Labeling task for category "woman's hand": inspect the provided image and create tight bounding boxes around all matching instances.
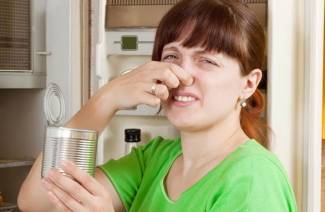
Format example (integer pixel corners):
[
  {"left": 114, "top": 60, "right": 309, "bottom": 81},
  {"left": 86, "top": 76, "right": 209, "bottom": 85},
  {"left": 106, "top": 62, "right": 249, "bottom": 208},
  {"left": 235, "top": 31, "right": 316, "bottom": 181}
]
[
  {"left": 104, "top": 61, "right": 193, "bottom": 111},
  {"left": 42, "top": 161, "right": 115, "bottom": 212}
]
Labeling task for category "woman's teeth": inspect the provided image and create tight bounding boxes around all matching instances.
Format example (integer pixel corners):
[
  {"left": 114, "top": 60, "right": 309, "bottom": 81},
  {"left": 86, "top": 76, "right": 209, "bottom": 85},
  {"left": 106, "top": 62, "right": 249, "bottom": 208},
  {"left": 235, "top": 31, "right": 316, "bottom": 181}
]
[{"left": 174, "top": 96, "right": 196, "bottom": 102}]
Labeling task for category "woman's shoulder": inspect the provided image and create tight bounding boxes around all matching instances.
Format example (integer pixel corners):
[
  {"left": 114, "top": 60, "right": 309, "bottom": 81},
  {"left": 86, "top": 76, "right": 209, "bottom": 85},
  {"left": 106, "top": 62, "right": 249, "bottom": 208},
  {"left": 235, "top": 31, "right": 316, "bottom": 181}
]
[
  {"left": 240, "top": 140, "right": 286, "bottom": 169},
  {"left": 207, "top": 140, "right": 297, "bottom": 211},
  {"left": 220, "top": 139, "right": 291, "bottom": 184}
]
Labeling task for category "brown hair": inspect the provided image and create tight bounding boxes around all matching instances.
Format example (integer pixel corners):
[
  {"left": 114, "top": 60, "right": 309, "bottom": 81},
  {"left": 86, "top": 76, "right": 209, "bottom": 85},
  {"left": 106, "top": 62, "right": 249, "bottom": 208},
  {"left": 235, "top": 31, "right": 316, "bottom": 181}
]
[{"left": 152, "top": 0, "right": 269, "bottom": 146}]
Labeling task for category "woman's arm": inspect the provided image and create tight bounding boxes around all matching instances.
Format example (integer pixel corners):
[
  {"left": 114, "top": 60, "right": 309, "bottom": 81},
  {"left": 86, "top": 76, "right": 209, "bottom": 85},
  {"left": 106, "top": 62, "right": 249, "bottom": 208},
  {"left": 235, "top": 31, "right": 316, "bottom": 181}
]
[
  {"left": 18, "top": 61, "right": 193, "bottom": 212},
  {"left": 95, "top": 168, "right": 126, "bottom": 212},
  {"left": 17, "top": 84, "right": 119, "bottom": 212}
]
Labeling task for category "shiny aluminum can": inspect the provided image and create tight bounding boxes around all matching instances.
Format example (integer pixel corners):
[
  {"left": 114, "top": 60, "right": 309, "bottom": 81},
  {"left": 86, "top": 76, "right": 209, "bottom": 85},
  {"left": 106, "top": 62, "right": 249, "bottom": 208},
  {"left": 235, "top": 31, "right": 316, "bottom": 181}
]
[{"left": 41, "top": 127, "right": 98, "bottom": 178}]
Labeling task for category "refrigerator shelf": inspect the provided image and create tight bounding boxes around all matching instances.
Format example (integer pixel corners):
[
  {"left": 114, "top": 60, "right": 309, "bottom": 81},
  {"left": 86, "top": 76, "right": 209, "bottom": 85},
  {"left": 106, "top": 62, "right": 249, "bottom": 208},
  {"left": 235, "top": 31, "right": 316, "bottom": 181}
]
[
  {"left": 0, "top": 202, "right": 17, "bottom": 212},
  {"left": 0, "top": 159, "right": 34, "bottom": 168}
]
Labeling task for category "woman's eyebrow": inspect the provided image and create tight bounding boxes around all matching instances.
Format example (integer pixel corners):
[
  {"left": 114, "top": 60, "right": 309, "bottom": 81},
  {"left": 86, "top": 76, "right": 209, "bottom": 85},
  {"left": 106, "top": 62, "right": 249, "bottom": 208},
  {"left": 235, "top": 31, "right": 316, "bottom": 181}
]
[
  {"left": 193, "top": 50, "right": 208, "bottom": 55},
  {"left": 193, "top": 49, "right": 220, "bottom": 55},
  {"left": 162, "top": 46, "right": 179, "bottom": 52},
  {"left": 194, "top": 50, "right": 224, "bottom": 60}
]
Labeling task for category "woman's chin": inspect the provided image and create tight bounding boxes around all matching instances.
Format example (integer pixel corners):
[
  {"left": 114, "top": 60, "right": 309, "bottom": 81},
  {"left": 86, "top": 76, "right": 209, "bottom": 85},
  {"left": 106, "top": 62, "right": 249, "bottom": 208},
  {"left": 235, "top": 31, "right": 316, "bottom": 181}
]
[
  {"left": 163, "top": 103, "right": 202, "bottom": 130},
  {"left": 166, "top": 112, "right": 197, "bottom": 131}
]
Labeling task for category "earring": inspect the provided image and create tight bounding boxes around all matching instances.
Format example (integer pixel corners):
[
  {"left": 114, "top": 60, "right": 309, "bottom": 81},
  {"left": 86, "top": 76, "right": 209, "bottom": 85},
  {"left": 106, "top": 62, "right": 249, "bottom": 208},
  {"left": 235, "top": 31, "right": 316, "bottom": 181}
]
[{"left": 240, "top": 98, "right": 247, "bottom": 108}]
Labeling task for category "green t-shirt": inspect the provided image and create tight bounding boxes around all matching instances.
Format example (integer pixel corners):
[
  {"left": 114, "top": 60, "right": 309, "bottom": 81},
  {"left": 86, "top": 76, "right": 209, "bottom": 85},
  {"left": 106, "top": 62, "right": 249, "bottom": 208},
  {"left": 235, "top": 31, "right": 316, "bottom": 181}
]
[{"left": 99, "top": 137, "right": 297, "bottom": 212}]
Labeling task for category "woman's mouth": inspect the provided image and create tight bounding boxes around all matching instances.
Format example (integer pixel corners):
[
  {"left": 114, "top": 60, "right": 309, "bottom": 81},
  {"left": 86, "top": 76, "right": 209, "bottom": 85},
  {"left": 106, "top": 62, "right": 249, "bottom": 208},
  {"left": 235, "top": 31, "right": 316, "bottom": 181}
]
[
  {"left": 170, "top": 92, "right": 199, "bottom": 107},
  {"left": 174, "top": 95, "right": 196, "bottom": 102}
]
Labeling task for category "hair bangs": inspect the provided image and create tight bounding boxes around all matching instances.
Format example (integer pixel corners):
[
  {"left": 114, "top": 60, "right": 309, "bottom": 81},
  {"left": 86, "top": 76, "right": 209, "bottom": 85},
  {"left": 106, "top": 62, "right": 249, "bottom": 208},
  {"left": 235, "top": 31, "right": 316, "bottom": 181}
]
[{"left": 153, "top": 0, "right": 247, "bottom": 67}]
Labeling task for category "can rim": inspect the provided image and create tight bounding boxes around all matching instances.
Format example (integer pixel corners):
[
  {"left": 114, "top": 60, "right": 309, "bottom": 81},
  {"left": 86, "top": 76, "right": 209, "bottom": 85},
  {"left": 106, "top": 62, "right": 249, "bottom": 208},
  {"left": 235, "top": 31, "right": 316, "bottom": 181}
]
[{"left": 46, "top": 127, "right": 98, "bottom": 141}]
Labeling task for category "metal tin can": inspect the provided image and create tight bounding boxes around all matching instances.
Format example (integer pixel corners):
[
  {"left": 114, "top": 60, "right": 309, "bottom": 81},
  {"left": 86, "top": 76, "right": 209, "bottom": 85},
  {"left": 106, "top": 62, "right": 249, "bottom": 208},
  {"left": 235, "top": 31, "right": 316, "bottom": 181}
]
[{"left": 41, "top": 127, "right": 98, "bottom": 178}]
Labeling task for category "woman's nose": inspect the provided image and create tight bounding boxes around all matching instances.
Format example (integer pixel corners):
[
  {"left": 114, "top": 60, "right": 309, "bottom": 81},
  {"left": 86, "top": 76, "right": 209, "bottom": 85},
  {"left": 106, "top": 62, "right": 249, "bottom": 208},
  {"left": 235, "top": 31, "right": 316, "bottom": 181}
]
[{"left": 177, "top": 59, "right": 196, "bottom": 85}]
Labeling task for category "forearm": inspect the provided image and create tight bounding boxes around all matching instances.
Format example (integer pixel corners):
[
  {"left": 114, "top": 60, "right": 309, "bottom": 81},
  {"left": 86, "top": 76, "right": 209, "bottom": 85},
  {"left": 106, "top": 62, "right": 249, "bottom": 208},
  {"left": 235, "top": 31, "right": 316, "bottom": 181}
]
[
  {"left": 18, "top": 154, "right": 57, "bottom": 212},
  {"left": 65, "top": 84, "right": 117, "bottom": 133}
]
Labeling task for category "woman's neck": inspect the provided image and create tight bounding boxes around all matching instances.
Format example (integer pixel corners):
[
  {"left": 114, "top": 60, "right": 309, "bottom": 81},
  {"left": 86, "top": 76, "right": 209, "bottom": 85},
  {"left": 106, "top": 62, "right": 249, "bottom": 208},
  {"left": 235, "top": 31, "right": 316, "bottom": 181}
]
[{"left": 179, "top": 118, "right": 249, "bottom": 170}]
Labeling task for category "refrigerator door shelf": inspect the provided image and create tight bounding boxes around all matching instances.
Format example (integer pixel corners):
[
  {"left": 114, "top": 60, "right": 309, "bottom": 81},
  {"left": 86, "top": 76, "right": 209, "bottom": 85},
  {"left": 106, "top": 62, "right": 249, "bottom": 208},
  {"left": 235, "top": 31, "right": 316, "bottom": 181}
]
[{"left": 116, "top": 105, "right": 163, "bottom": 116}]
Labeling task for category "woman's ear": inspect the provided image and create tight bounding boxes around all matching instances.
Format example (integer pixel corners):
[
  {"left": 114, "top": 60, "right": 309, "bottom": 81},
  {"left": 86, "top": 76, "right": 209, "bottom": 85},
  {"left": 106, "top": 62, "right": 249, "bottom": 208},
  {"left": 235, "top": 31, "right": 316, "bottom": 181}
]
[{"left": 241, "top": 69, "right": 263, "bottom": 99}]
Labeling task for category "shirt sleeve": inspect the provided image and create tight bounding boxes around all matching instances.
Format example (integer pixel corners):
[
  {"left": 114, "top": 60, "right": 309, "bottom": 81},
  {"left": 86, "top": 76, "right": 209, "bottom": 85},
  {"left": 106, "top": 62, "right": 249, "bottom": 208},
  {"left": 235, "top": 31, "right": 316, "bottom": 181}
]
[
  {"left": 98, "top": 137, "right": 162, "bottom": 211},
  {"left": 207, "top": 156, "right": 297, "bottom": 212}
]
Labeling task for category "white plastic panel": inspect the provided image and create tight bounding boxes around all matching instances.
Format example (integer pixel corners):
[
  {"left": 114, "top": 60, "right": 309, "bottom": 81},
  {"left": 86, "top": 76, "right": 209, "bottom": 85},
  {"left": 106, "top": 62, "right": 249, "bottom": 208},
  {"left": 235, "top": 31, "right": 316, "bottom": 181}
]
[
  {"left": 105, "top": 29, "right": 161, "bottom": 116},
  {"left": 105, "top": 55, "right": 162, "bottom": 116}
]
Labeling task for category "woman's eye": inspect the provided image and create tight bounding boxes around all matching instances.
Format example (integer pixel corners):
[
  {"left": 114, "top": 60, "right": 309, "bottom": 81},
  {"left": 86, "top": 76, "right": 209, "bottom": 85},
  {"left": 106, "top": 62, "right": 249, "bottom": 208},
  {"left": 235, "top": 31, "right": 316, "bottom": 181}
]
[
  {"left": 162, "top": 55, "right": 177, "bottom": 61},
  {"left": 201, "top": 59, "right": 219, "bottom": 67}
]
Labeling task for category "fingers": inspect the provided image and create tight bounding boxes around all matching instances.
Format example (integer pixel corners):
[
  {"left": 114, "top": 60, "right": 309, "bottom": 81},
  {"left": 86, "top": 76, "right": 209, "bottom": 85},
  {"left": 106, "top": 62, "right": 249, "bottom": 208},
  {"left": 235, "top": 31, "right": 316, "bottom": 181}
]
[
  {"left": 46, "top": 190, "right": 72, "bottom": 212},
  {"left": 154, "top": 84, "right": 169, "bottom": 100},
  {"left": 149, "top": 62, "right": 193, "bottom": 89},
  {"left": 145, "top": 83, "right": 169, "bottom": 100},
  {"left": 60, "top": 161, "right": 105, "bottom": 197},
  {"left": 42, "top": 177, "right": 81, "bottom": 212},
  {"left": 107, "top": 61, "right": 192, "bottom": 110},
  {"left": 42, "top": 163, "right": 114, "bottom": 212},
  {"left": 45, "top": 167, "right": 94, "bottom": 207},
  {"left": 140, "top": 92, "right": 161, "bottom": 107},
  {"left": 153, "top": 68, "right": 180, "bottom": 88},
  {"left": 168, "top": 63, "right": 193, "bottom": 86}
]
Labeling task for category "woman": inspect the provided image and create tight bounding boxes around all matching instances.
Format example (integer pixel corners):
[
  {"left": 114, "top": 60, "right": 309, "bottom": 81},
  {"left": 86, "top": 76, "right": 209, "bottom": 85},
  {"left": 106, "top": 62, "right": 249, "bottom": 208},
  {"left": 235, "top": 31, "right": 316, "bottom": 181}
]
[{"left": 18, "top": 0, "right": 297, "bottom": 211}]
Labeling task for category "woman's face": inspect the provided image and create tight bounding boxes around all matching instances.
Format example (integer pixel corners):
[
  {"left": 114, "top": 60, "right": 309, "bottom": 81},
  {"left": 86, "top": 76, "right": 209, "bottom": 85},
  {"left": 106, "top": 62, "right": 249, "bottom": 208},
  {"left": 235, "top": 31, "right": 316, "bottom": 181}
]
[{"left": 161, "top": 41, "right": 245, "bottom": 132}]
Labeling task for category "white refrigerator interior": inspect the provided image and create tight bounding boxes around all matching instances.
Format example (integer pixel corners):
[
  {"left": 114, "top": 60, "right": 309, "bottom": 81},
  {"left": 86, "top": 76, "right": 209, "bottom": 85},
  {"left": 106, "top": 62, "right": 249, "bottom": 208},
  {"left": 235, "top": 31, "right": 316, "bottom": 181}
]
[{"left": 95, "top": 28, "right": 179, "bottom": 163}]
